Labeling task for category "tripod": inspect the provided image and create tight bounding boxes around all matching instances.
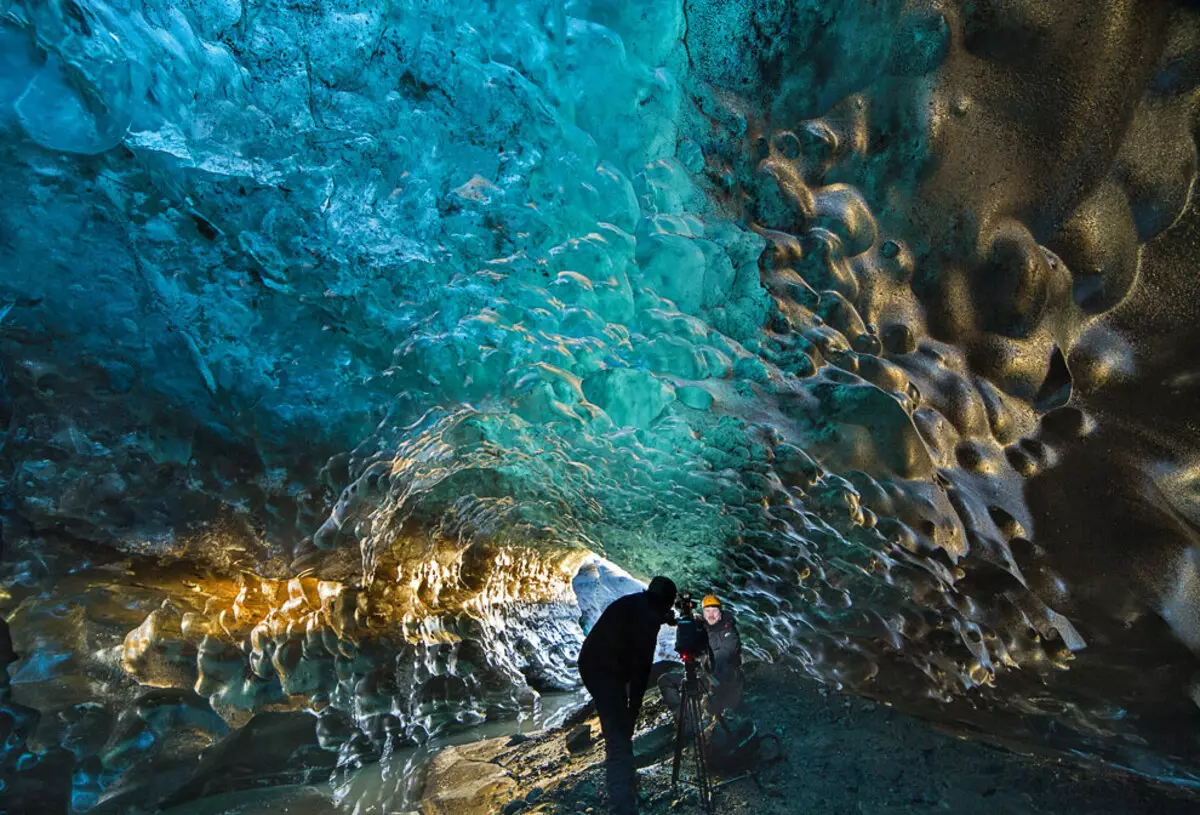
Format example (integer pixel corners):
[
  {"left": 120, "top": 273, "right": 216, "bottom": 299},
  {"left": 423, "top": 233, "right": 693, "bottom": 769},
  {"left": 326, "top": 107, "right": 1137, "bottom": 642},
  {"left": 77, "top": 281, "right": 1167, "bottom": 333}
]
[{"left": 670, "top": 655, "right": 714, "bottom": 812}]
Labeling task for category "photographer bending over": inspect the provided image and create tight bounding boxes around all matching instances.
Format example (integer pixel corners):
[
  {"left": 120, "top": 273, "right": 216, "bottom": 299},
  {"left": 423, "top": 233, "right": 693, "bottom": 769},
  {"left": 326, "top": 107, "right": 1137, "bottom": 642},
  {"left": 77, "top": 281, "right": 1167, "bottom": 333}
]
[{"left": 577, "top": 576, "right": 677, "bottom": 815}]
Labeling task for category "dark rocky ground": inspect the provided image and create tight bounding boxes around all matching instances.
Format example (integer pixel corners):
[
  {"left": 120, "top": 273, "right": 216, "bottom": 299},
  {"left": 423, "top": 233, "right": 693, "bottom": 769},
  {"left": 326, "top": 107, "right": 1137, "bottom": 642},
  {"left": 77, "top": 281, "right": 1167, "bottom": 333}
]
[
  {"left": 433, "top": 662, "right": 1200, "bottom": 815},
  {"left": 154, "top": 661, "right": 1200, "bottom": 814}
]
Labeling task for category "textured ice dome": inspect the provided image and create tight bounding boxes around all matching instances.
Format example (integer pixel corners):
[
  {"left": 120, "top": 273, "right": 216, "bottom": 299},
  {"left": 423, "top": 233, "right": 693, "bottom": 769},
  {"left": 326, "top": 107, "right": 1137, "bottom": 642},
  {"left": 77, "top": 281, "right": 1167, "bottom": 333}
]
[{"left": 2, "top": 0, "right": 1200, "bottom": 807}]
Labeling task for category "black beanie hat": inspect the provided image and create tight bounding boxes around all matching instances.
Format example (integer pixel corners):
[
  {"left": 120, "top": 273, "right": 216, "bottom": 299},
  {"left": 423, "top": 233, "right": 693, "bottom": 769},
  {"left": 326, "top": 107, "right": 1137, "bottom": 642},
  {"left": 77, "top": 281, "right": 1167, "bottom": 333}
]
[{"left": 646, "top": 576, "right": 677, "bottom": 603}]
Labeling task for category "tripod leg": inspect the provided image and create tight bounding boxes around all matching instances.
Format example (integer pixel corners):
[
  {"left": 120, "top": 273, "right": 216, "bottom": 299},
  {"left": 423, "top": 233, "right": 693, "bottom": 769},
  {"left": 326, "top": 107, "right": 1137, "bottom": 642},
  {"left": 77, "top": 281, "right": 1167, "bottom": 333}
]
[
  {"left": 671, "top": 678, "right": 687, "bottom": 789},
  {"left": 698, "top": 699, "right": 715, "bottom": 811},
  {"left": 673, "top": 666, "right": 718, "bottom": 811},
  {"left": 687, "top": 684, "right": 713, "bottom": 812}
]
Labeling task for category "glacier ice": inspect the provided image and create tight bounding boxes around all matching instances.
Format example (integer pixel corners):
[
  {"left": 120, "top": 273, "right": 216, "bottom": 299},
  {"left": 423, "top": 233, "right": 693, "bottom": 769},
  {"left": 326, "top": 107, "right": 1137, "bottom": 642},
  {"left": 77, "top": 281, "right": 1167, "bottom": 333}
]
[{"left": 2, "top": 0, "right": 1200, "bottom": 809}]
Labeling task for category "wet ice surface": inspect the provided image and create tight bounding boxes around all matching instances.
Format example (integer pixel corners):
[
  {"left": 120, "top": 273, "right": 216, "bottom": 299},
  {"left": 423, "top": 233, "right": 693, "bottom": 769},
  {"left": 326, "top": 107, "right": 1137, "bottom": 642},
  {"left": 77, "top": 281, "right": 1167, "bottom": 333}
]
[
  {"left": 155, "top": 562, "right": 651, "bottom": 815},
  {"left": 2, "top": 0, "right": 1200, "bottom": 810},
  {"left": 323, "top": 689, "right": 589, "bottom": 815},
  {"left": 159, "top": 688, "right": 589, "bottom": 815}
]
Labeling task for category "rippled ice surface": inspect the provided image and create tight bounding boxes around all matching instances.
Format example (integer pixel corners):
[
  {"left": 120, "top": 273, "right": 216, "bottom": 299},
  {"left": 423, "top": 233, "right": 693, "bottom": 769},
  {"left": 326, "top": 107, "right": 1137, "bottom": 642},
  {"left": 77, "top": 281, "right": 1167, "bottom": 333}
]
[{"left": 3, "top": 0, "right": 1200, "bottom": 808}]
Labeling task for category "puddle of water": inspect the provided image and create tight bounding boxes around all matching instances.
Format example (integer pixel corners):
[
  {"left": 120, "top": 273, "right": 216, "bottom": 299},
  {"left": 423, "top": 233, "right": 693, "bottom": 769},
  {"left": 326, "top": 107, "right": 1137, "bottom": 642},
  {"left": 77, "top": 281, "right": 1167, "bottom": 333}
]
[
  {"left": 159, "top": 689, "right": 590, "bottom": 815},
  {"left": 326, "top": 688, "right": 589, "bottom": 814}
]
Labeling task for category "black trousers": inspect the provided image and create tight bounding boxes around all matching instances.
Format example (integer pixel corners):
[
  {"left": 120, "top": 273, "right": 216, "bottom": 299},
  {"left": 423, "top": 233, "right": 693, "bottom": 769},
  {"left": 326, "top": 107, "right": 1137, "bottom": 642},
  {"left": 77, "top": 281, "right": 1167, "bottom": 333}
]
[{"left": 581, "top": 669, "right": 638, "bottom": 815}]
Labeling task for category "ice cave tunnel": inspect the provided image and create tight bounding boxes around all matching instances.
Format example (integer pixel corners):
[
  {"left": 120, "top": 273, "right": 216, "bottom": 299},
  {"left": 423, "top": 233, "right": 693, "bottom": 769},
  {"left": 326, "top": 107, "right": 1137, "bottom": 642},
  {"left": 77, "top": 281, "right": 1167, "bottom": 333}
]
[{"left": 2, "top": 1, "right": 1200, "bottom": 813}]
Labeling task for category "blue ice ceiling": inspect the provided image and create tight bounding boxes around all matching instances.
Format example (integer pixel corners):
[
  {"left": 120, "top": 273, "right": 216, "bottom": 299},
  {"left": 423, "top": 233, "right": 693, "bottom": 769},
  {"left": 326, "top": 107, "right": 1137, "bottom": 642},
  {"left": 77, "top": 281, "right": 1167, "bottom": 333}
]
[{"left": 3, "top": 0, "right": 1200, "bottom": 807}]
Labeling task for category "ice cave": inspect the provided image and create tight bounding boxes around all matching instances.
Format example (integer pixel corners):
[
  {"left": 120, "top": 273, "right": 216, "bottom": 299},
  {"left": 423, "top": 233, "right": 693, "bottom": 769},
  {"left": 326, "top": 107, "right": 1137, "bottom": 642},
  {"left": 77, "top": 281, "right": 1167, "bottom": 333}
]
[{"left": 1, "top": 0, "right": 1200, "bottom": 813}]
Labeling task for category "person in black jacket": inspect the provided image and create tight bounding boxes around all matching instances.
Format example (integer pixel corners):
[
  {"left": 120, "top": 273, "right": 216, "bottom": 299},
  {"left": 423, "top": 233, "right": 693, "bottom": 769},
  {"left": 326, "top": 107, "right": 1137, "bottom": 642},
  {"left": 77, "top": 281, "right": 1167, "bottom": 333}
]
[
  {"left": 701, "top": 594, "right": 743, "bottom": 713},
  {"left": 657, "top": 593, "right": 744, "bottom": 716},
  {"left": 577, "top": 576, "right": 677, "bottom": 815}
]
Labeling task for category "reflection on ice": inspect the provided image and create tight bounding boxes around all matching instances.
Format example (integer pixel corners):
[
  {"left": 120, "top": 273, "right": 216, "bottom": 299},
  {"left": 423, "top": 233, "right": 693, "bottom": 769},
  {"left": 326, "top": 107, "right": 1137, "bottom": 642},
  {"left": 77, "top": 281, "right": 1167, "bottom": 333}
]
[{"left": 157, "top": 689, "right": 590, "bottom": 815}]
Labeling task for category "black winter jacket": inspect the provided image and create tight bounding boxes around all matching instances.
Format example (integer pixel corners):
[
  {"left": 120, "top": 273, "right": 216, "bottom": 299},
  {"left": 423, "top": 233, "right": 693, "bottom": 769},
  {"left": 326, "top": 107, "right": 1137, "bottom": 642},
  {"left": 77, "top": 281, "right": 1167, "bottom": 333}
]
[
  {"left": 704, "top": 610, "right": 742, "bottom": 679},
  {"left": 578, "top": 591, "right": 673, "bottom": 719}
]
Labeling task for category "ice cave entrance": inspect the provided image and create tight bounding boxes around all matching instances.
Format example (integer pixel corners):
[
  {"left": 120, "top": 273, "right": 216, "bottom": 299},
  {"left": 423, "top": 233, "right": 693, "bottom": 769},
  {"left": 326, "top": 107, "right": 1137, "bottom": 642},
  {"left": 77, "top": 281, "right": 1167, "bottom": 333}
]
[{"left": 572, "top": 555, "right": 677, "bottom": 661}]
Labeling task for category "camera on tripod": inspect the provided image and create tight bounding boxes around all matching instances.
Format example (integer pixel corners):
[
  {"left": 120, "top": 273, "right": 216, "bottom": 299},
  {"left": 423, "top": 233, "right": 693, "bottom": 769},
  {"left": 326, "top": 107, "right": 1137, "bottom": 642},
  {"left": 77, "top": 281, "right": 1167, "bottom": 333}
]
[
  {"left": 668, "top": 592, "right": 717, "bottom": 811},
  {"left": 673, "top": 592, "right": 709, "bottom": 663}
]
